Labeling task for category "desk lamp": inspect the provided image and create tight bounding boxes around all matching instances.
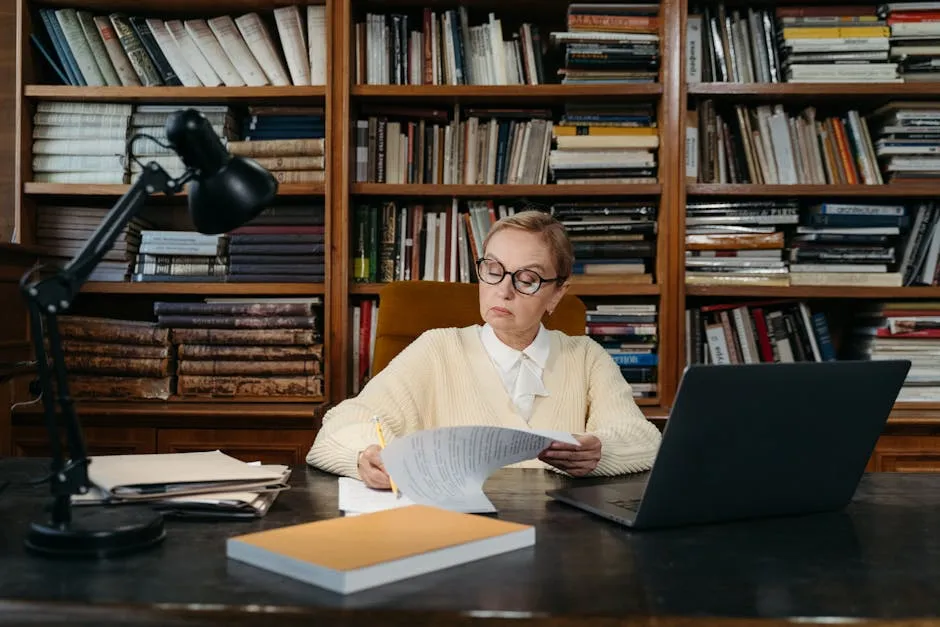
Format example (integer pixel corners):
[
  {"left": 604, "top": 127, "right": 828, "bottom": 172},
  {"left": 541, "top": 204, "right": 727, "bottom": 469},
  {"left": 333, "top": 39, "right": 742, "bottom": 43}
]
[{"left": 19, "top": 109, "right": 278, "bottom": 558}]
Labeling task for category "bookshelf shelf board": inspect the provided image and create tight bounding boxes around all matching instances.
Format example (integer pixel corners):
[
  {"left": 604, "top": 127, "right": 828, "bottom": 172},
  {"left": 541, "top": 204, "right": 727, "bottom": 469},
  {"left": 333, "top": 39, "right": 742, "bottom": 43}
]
[
  {"left": 687, "top": 184, "right": 939, "bottom": 198},
  {"left": 686, "top": 83, "right": 940, "bottom": 99},
  {"left": 685, "top": 285, "right": 940, "bottom": 299},
  {"left": 889, "top": 407, "right": 940, "bottom": 424},
  {"left": 351, "top": 84, "right": 663, "bottom": 101},
  {"left": 635, "top": 397, "right": 659, "bottom": 407},
  {"left": 24, "top": 85, "right": 327, "bottom": 103},
  {"left": 351, "top": 282, "right": 659, "bottom": 297},
  {"left": 13, "top": 401, "right": 324, "bottom": 430},
  {"left": 24, "top": 182, "right": 325, "bottom": 197},
  {"left": 352, "top": 183, "right": 662, "bottom": 197},
  {"left": 569, "top": 281, "right": 660, "bottom": 296},
  {"left": 81, "top": 282, "right": 326, "bottom": 295}
]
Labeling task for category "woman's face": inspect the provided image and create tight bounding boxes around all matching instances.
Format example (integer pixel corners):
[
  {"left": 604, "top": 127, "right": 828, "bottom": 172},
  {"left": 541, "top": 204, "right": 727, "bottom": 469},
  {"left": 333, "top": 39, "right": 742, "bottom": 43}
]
[{"left": 478, "top": 228, "right": 568, "bottom": 339}]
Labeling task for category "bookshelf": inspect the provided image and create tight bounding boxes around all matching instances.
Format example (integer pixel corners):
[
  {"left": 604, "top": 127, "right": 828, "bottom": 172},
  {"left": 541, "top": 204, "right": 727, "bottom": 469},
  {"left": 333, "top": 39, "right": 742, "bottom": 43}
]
[
  {"left": 6, "top": 0, "right": 940, "bottom": 469},
  {"left": 681, "top": 0, "right": 940, "bottom": 470}
]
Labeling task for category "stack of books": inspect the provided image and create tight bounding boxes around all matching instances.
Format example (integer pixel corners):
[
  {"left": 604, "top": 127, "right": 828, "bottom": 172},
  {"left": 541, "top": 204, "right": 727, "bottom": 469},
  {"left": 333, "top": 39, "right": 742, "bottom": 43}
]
[
  {"left": 129, "top": 105, "right": 240, "bottom": 179},
  {"left": 550, "top": 3, "right": 660, "bottom": 84},
  {"left": 132, "top": 230, "right": 228, "bottom": 283},
  {"left": 239, "top": 106, "right": 326, "bottom": 185},
  {"left": 31, "top": 5, "right": 326, "bottom": 86},
  {"left": 884, "top": 3, "right": 940, "bottom": 82},
  {"left": 850, "top": 302, "right": 940, "bottom": 402},
  {"left": 227, "top": 204, "right": 326, "bottom": 283},
  {"left": 553, "top": 202, "right": 656, "bottom": 285},
  {"left": 57, "top": 315, "right": 174, "bottom": 400},
  {"left": 684, "top": 200, "right": 797, "bottom": 286},
  {"left": 553, "top": 201, "right": 656, "bottom": 284},
  {"left": 868, "top": 101, "right": 940, "bottom": 184},
  {"left": 160, "top": 298, "right": 324, "bottom": 399},
  {"left": 776, "top": 5, "right": 897, "bottom": 83},
  {"left": 31, "top": 101, "right": 131, "bottom": 184},
  {"left": 37, "top": 205, "right": 148, "bottom": 282},
  {"left": 789, "top": 202, "right": 910, "bottom": 288},
  {"left": 584, "top": 303, "right": 658, "bottom": 399},
  {"left": 550, "top": 103, "right": 657, "bottom": 185},
  {"left": 686, "top": 300, "right": 835, "bottom": 365},
  {"left": 355, "top": 8, "right": 545, "bottom": 85}
]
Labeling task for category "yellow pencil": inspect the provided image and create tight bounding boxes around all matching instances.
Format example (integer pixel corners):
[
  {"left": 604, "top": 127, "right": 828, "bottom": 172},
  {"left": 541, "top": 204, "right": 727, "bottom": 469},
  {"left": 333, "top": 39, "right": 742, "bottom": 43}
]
[{"left": 372, "top": 416, "right": 399, "bottom": 498}]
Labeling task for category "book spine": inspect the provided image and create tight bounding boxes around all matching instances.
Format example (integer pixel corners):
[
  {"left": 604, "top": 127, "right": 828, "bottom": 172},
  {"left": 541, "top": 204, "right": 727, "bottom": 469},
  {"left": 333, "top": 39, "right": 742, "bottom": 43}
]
[{"left": 109, "top": 13, "right": 163, "bottom": 85}]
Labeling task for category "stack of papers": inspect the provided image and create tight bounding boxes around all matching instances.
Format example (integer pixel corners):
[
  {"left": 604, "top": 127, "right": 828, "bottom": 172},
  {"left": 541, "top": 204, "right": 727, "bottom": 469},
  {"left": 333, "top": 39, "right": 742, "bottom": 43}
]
[
  {"left": 72, "top": 450, "right": 291, "bottom": 519},
  {"left": 339, "top": 425, "right": 579, "bottom": 514}
]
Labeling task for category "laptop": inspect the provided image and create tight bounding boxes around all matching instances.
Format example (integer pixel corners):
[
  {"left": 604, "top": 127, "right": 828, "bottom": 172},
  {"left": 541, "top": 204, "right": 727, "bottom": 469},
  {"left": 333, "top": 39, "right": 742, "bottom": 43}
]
[{"left": 546, "top": 359, "right": 911, "bottom": 530}]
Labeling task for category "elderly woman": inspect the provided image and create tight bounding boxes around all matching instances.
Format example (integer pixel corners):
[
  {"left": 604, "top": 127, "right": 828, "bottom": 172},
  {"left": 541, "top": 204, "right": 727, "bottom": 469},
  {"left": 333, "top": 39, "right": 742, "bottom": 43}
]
[{"left": 306, "top": 210, "right": 662, "bottom": 489}]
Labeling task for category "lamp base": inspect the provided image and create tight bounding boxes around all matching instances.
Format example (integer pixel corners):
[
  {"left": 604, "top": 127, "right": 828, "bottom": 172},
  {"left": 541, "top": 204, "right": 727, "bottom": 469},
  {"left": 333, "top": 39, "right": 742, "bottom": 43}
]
[{"left": 25, "top": 506, "right": 166, "bottom": 558}]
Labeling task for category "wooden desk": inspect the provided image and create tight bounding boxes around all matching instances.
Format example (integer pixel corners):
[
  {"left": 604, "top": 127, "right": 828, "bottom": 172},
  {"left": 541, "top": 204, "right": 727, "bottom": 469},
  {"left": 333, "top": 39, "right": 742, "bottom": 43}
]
[{"left": 1, "top": 458, "right": 940, "bottom": 627}]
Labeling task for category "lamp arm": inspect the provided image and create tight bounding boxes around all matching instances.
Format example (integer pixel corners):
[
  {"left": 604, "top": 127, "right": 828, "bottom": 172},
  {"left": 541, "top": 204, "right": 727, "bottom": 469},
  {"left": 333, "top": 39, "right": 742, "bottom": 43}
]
[{"left": 20, "top": 162, "right": 182, "bottom": 527}]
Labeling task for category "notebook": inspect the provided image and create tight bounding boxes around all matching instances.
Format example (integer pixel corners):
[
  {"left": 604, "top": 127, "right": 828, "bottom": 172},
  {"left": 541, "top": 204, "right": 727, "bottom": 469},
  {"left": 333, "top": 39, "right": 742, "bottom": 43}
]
[{"left": 226, "top": 505, "right": 535, "bottom": 593}]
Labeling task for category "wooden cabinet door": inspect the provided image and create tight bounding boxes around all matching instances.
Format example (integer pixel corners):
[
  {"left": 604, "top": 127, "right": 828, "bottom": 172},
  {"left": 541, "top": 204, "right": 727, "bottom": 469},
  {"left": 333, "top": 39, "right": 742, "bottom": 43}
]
[
  {"left": 157, "top": 429, "right": 314, "bottom": 466},
  {"left": 12, "top": 426, "right": 156, "bottom": 457}
]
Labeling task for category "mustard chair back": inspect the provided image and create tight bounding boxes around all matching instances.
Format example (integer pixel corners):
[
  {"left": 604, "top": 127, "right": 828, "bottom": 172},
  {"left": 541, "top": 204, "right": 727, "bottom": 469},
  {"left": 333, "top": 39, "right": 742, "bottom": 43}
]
[{"left": 371, "top": 281, "right": 587, "bottom": 376}]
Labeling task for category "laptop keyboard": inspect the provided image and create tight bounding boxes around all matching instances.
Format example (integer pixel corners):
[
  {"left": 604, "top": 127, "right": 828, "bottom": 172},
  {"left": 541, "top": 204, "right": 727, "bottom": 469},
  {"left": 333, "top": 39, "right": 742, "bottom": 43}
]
[{"left": 606, "top": 497, "right": 642, "bottom": 511}]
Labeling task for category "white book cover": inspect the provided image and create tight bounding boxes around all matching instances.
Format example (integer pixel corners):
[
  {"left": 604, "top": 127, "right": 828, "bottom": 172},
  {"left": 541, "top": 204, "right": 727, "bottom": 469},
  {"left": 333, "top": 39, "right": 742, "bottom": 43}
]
[
  {"left": 274, "top": 5, "right": 310, "bottom": 86},
  {"left": 208, "top": 15, "right": 268, "bottom": 86},
  {"left": 234, "top": 13, "right": 291, "bottom": 86},
  {"left": 146, "top": 19, "right": 201, "bottom": 86},
  {"left": 166, "top": 20, "right": 222, "bottom": 86},
  {"left": 307, "top": 5, "right": 327, "bottom": 85},
  {"left": 184, "top": 18, "right": 245, "bottom": 86}
]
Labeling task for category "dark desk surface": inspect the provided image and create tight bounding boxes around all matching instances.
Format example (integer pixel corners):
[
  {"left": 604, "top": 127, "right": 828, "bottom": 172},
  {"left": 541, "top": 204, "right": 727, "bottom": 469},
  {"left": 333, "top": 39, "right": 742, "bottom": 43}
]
[{"left": 2, "top": 458, "right": 940, "bottom": 627}]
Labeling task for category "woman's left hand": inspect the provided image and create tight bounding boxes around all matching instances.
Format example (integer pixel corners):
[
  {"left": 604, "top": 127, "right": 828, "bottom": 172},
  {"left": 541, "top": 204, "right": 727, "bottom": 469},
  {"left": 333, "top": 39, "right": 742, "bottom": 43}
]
[{"left": 538, "top": 434, "right": 602, "bottom": 477}]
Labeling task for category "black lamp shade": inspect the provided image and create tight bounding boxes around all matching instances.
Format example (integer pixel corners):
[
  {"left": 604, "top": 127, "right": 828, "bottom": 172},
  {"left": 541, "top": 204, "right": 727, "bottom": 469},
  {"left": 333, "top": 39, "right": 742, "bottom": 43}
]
[
  {"left": 165, "top": 108, "right": 278, "bottom": 235},
  {"left": 188, "top": 156, "right": 278, "bottom": 234}
]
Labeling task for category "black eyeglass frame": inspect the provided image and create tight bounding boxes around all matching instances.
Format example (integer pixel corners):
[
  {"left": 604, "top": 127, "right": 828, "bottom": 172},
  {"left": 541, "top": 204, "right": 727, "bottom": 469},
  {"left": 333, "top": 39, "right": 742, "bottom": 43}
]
[{"left": 475, "top": 257, "right": 566, "bottom": 295}]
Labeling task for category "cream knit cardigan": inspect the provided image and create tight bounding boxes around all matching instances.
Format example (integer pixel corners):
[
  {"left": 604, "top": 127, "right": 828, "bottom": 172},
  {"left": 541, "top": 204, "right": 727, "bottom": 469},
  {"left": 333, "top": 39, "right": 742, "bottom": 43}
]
[{"left": 306, "top": 326, "right": 662, "bottom": 478}]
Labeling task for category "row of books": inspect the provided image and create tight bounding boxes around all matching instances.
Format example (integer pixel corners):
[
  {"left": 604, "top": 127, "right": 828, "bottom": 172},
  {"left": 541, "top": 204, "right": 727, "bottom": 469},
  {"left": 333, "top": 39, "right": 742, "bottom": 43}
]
[
  {"left": 687, "top": 298, "right": 940, "bottom": 403},
  {"left": 354, "top": 3, "right": 661, "bottom": 86},
  {"left": 351, "top": 201, "right": 657, "bottom": 285},
  {"left": 683, "top": 199, "right": 937, "bottom": 288},
  {"left": 688, "top": 2, "right": 940, "bottom": 84},
  {"left": 31, "top": 101, "right": 326, "bottom": 185},
  {"left": 691, "top": 101, "right": 938, "bottom": 185},
  {"left": 57, "top": 299, "right": 324, "bottom": 401},
  {"left": 353, "top": 102, "right": 659, "bottom": 186},
  {"left": 38, "top": 204, "right": 326, "bottom": 284},
  {"left": 32, "top": 5, "right": 326, "bottom": 87}
]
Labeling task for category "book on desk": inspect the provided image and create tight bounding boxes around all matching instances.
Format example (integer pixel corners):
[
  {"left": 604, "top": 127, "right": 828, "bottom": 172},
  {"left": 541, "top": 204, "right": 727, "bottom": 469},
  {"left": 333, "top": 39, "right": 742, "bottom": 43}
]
[{"left": 226, "top": 505, "right": 535, "bottom": 594}]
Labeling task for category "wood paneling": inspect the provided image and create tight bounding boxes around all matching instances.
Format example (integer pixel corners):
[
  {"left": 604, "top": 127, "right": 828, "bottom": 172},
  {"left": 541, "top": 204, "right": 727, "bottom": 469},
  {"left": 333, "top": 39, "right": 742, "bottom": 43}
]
[
  {"left": 12, "top": 426, "right": 156, "bottom": 456},
  {"left": 0, "top": 1, "right": 14, "bottom": 241}
]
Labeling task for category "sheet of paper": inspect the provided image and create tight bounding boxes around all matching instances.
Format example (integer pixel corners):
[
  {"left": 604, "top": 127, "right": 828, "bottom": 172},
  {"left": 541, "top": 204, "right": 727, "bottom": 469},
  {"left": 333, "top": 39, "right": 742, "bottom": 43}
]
[
  {"left": 337, "top": 477, "right": 417, "bottom": 515},
  {"left": 381, "top": 426, "right": 578, "bottom": 512}
]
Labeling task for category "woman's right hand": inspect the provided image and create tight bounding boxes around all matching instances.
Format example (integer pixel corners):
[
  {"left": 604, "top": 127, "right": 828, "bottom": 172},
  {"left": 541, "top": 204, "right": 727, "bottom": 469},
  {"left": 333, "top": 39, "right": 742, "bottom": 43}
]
[{"left": 357, "top": 444, "right": 392, "bottom": 490}]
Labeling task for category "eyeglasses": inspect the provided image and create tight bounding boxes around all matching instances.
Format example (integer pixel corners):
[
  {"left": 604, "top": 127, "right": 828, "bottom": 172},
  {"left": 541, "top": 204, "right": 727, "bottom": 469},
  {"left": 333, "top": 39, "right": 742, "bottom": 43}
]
[{"left": 476, "top": 258, "right": 563, "bottom": 295}]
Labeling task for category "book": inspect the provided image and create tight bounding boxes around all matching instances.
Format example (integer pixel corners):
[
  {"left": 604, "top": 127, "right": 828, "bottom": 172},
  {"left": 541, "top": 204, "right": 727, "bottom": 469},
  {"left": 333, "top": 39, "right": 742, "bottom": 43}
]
[{"left": 226, "top": 504, "right": 535, "bottom": 593}]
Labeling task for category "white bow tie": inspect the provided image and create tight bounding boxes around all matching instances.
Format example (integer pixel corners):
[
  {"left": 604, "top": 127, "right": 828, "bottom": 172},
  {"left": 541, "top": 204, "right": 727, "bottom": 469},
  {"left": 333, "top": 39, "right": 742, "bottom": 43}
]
[{"left": 513, "top": 354, "right": 549, "bottom": 400}]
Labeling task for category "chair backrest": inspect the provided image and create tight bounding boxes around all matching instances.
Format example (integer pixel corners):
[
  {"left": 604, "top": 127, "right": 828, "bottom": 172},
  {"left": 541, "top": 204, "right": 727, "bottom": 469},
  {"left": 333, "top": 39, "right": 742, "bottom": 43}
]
[{"left": 371, "top": 281, "right": 587, "bottom": 376}]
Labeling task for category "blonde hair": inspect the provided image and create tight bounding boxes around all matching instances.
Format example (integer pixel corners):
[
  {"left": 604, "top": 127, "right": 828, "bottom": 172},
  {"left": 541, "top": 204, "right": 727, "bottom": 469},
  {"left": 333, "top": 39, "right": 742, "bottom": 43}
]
[{"left": 482, "top": 210, "right": 574, "bottom": 280}]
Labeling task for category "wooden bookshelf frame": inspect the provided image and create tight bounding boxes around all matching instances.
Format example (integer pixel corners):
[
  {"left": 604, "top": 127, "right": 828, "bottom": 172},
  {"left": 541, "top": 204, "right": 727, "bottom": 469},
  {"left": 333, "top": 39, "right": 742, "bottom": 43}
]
[{"left": 13, "top": 0, "right": 940, "bottom": 461}]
